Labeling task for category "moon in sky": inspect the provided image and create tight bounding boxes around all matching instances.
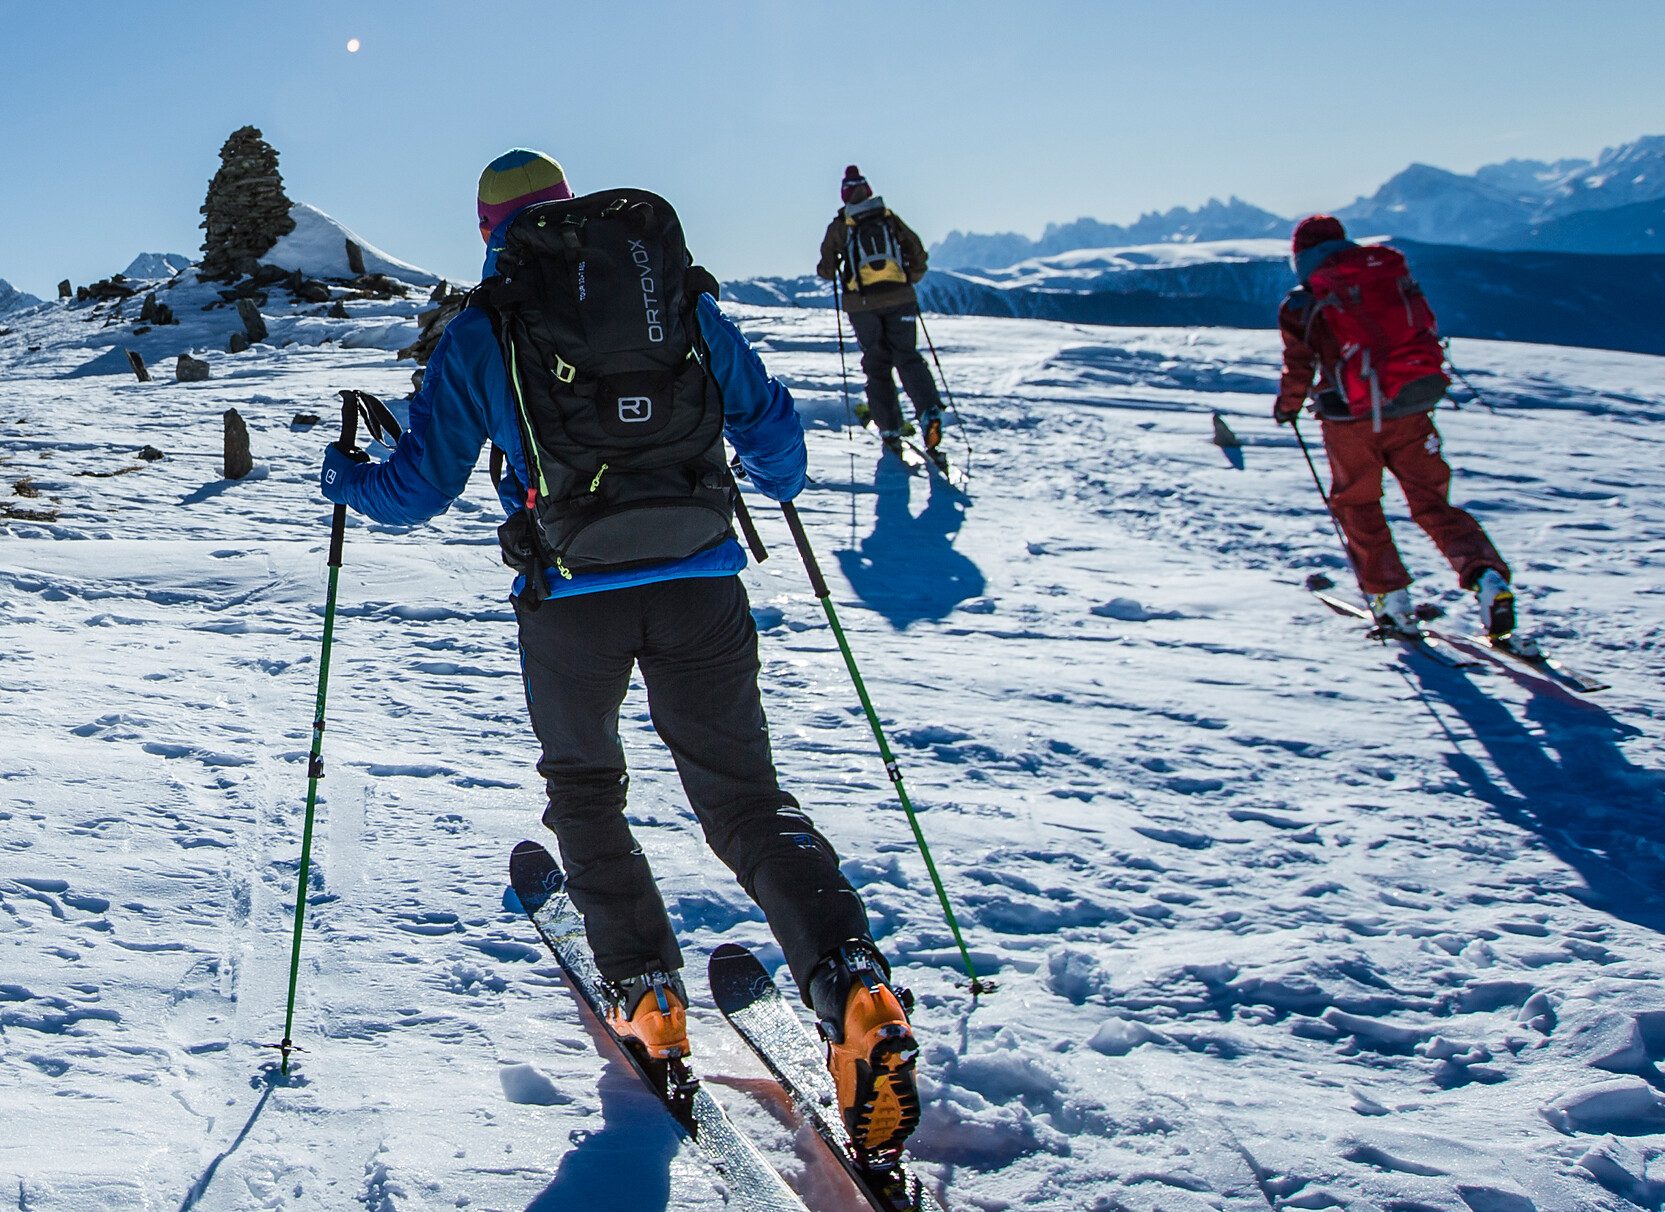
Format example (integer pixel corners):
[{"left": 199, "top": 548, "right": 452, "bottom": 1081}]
[{"left": 346, "top": 38, "right": 361, "bottom": 53}]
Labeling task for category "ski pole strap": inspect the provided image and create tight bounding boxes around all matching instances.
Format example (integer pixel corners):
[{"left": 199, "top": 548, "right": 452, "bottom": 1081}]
[{"left": 781, "top": 501, "right": 830, "bottom": 598}]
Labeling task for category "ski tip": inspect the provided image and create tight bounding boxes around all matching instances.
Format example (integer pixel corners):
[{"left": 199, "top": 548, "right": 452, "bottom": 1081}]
[
  {"left": 707, "top": 944, "right": 777, "bottom": 1013},
  {"left": 710, "top": 942, "right": 751, "bottom": 964},
  {"left": 509, "top": 840, "right": 563, "bottom": 913}
]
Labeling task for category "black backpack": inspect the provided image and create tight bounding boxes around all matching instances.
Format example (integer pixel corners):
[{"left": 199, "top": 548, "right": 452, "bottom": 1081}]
[{"left": 474, "top": 189, "right": 733, "bottom": 592}]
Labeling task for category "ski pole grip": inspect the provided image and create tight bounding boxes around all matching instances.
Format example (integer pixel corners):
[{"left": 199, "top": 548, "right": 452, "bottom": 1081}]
[
  {"left": 336, "top": 390, "right": 361, "bottom": 454},
  {"left": 780, "top": 502, "right": 830, "bottom": 599},
  {"left": 328, "top": 391, "right": 360, "bottom": 569}
]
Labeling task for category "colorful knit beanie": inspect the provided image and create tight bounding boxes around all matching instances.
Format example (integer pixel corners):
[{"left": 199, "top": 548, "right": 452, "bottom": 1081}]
[
  {"left": 841, "top": 165, "right": 871, "bottom": 205},
  {"left": 477, "top": 149, "right": 573, "bottom": 233}
]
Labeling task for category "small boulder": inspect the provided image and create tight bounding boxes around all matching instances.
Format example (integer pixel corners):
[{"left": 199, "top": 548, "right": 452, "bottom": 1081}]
[
  {"left": 228, "top": 331, "right": 249, "bottom": 354},
  {"left": 176, "top": 353, "right": 211, "bottom": 383},
  {"left": 235, "top": 297, "right": 267, "bottom": 343},
  {"left": 57, "top": 279, "right": 71, "bottom": 299},
  {"left": 223, "top": 408, "right": 253, "bottom": 480},
  {"left": 137, "top": 445, "right": 165, "bottom": 461}
]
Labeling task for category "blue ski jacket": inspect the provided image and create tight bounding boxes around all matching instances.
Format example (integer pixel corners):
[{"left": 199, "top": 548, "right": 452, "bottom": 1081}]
[{"left": 322, "top": 218, "right": 806, "bottom": 599}]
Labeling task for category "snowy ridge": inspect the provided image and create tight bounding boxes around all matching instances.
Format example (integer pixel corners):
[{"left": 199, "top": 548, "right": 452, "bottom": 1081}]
[
  {"left": 0, "top": 277, "right": 43, "bottom": 313},
  {"left": 3, "top": 281, "right": 1665, "bottom": 1209},
  {"left": 260, "top": 202, "right": 440, "bottom": 286}
]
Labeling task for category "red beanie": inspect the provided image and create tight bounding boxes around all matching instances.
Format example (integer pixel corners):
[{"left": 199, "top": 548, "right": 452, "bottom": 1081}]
[
  {"left": 841, "top": 165, "right": 871, "bottom": 205},
  {"left": 1292, "top": 214, "right": 1346, "bottom": 254}
]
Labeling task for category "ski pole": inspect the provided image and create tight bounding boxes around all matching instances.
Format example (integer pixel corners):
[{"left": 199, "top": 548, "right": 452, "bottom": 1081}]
[
  {"left": 915, "top": 310, "right": 973, "bottom": 467},
  {"left": 1291, "top": 416, "right": 1369, "bottom": 602},
  {"left": 270, "top": 390, "right": 361, "bottom": 1074},
  {"left": 1442, "top": 341, "right": 1498, "bottom": 415},
  {"left": 778, "top": 499, "right": 989, "bottom": 994},
  {"left": 832, "top": 281, "right": 857, "bottom": 537}
]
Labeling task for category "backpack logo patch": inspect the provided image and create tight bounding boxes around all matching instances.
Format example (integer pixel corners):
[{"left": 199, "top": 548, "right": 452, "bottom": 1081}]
[{"left": 618, "top": 397, "right": 653, "bottom": 423}]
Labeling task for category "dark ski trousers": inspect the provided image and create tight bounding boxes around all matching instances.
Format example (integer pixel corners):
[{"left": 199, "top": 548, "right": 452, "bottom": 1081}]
[
  {"left": 848, "top": 304, "right": 944, "bottom": 435},
  {"left": 1322, "top": 411, "right": 1509, "bottom": 595},
  {"left": 515, "top": 574, "right": 871, "bottom": 995}
]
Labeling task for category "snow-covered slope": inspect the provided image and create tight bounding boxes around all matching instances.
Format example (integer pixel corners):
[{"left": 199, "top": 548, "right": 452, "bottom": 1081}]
[
  {"left": 0, "top": 277, "right": 43, "bottom": 313},
  {"left": 3, "top": 290, "right": 1664, "bottom": 1210},
  {"left": 260, "top": 202, "right": 440, "bottom": 286}
]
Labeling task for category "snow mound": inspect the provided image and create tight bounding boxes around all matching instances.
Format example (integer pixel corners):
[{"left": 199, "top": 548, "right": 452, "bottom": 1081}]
[
  {"left": 0, "top": 278, "right": 43, "bottom": 313},
  {"left": 122, "top": 253, "right": 190, "bottom": 280},
  {"left": 260, "top": 202, "right": 438, "bottom": 285}
]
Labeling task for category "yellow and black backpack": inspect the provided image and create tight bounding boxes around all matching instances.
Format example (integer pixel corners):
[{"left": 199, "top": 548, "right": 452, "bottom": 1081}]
[{"left": 842, "top": 196, "right": 909, "bottom": 296}]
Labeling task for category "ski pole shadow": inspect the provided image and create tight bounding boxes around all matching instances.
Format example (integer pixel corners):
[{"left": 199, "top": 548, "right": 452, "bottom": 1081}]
[
  {"left": 833, "top": 455, "right": 984, "bottom": 629},
  {"left": 175, "top": 1066, "right": 292, "bottom": 1211},
  {"left": 1401, "top": 658, "right": 1665, "bottom": 933},
  {"left": 523, "top": 1052, "right": 677, "bottom": 1212}
]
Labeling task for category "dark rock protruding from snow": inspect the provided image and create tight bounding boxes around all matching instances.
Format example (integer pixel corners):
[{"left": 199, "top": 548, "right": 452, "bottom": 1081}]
[
  {"left": 176, "top": 354, "right": 210, "bottom": 383},
  {"left": 223, "top": 408, "right": 252, "bottom": 479},
  {"left": 235, "top": 298, "right": 267, "bottom": 344},
  {"left": 57, "top": 280, "right": 71, "bottom": 299},
  {"left": 199, "top": 127, "right": 298, "bottom": 282},
  {"left": 398, "top": 281, "right": 466, "bottom": 366}
]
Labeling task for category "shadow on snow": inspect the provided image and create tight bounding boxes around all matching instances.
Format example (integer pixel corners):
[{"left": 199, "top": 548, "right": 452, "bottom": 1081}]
[
  {"left": 834, "top": 455, "right": 984, "bottom": 629},
  {"left": 1402, "top": 656, "right": 1665, "bottom": 933},
  {"left": 523, "top": 1052, "right": 678, "bottom": 1212}
]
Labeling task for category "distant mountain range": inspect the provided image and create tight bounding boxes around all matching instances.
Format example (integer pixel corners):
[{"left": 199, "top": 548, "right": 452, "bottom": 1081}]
[
  {"left": 930, "top": 135, "right": 1665, "bottom": 268},
  {"left": 724, "top": 237, "right": 1665, "bottom": 356}
]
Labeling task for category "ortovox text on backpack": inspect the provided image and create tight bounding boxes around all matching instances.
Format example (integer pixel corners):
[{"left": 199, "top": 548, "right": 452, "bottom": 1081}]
[
  {"left": 842, "top": 196, "right": 909, "bottom": 297},
  {"left": 473, "top": 189, "right": 735, "bottom": 589},
  {"left": 1305, "top": 245, "right": 1448, "bottom": 430}
]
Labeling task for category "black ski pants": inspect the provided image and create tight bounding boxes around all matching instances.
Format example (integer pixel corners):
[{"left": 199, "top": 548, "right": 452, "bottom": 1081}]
[
  {"left": 515, "top": 574, "right": 871, "bottom": 995},
  {"left": 848, "top": 304, "right": 944, "bottom": 435}
]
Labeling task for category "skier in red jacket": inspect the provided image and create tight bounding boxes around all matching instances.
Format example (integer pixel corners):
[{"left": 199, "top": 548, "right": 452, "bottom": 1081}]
[{"left": 1274, "top": 214, "right": 1518, "bottom": 638}]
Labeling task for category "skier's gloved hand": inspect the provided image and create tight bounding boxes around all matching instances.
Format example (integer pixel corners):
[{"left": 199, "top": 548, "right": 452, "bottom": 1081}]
[
  {"left": 319, "top": 442, "right": 370, "bottom": 504},
  {"left": 685, "top": 265, "right": 720, "bottom": 304},
  {"left": 1273, "top": 401, "right": 1303, "bottom": 426}
]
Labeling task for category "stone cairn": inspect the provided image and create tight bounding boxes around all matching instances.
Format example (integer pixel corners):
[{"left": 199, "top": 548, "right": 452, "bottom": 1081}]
[{"left": 199, "top": 126, "right": 296, "bottom": 282}]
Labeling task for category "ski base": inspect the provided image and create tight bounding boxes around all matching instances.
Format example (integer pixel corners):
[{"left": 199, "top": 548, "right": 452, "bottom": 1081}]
[
  {"left": 509, "top": 842, "right": 809, "bottom": 1212},
  {"left": 1309, "top": 588, "right": 1481, "bottom": 668},
  {"left": 708, "top": 944, "right": 947, "bottom": 1212}
]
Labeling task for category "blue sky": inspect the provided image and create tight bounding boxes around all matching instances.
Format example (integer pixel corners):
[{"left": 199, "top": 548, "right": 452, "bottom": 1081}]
[{"left": 2, "top": 1, "right": 1663, "bottom": 296}]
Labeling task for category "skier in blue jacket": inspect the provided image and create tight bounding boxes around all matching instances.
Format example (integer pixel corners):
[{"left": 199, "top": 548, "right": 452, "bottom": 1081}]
[{"left": 318, "top": 150, "right": 920, "bottom": 1159}]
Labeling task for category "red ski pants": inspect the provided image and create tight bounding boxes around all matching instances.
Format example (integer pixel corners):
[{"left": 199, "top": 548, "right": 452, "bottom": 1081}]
[{"left": 1320, "top": 411, "right": 1509, "bottom": 595}]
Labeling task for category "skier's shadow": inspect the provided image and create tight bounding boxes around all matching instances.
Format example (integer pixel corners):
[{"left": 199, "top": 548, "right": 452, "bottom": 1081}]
[
  {"left": 1402, "top": 658, "right": 1665, "bottom": 932},
  {"left": 834, "top": 455, "right": 984, "bottom": 628},
  {"left": 523, "top": 1052, "right": 677, "bottom": 1212}
]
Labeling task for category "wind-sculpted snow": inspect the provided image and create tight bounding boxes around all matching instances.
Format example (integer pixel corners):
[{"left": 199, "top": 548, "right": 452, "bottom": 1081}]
[{"left": 3, "top": 300, "right": 1665, "bottom": 1209}]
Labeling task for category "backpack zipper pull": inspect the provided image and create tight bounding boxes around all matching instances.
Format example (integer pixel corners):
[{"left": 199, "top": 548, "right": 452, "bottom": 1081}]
[{"left": 589, "top": 463, "right": 609, "bottom": 493}]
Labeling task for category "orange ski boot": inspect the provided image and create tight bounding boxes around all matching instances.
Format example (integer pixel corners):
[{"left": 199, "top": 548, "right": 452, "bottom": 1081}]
[
  {"left": 809, "top": 943, "right": 920, "bottom": 1159},
  {"left": 606, "top": 970, "right": 690, "bottom": 1060},
  {"left": 921, "top": 409, "right": 943, "bottom": 451}
]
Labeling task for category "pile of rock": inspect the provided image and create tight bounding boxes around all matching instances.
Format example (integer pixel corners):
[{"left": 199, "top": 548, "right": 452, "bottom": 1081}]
[
  {"left": 76, "top": 275, "right": 138, "bottom": 303},
  {"left": 199, "top": 126, "right": 297, "bottom": 282},
  {"left": 398, "top": 280, "right": 468, "bottom": 366}
]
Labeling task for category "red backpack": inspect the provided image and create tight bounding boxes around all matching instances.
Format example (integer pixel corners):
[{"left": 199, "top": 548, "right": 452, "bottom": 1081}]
[{"left": 1306, "top": 245, "right": 1448, "bottom": 428}]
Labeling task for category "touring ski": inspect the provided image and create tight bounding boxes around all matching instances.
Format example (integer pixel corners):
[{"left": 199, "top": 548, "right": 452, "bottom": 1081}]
[
  {"left": 1427, "top": 630, "right": 1609, "bottom": 693},
  {"left": 708, "top": 944, "right": 948, "bottom": 1212},
  {"left": 1308, "top": 586, "right": 1481, "bottom": 669},
  {"left": 508, "top": 842, "right": 810, "bottom": 1212}
]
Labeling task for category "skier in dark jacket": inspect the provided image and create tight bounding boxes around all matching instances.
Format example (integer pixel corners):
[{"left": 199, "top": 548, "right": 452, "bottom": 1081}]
[
  {"left": 816, "top": 166, "right": 946, "bottom": 457},
  {"left": 1275, "top": 213, "right": 1518, "bottom": 638},
  {"left": 319, "top": 149, "right": 920, "bottom": 1157}
]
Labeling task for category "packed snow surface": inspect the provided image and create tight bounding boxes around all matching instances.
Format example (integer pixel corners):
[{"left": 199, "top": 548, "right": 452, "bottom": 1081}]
[{"left": 2, "top": 287, "right": 1664, "bottom": 1211}]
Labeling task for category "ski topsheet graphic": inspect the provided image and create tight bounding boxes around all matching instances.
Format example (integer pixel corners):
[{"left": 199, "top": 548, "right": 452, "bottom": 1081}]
[{"left": 508, "top": 841, "right": 809, "bottom": 1212}]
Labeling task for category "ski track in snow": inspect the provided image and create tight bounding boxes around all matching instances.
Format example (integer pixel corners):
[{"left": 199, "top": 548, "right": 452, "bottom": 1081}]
[{"left": 2, "top": 285, "right": 1664, "bottom": 1211}]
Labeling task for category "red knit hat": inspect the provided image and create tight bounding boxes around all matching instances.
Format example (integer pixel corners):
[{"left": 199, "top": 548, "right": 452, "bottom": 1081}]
[
  {"left": 1292, "top": 214, "right": 1346, "bottom": 254},
  {"left": 841, "top": 165, "right": 871, "bottom": 205}
]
